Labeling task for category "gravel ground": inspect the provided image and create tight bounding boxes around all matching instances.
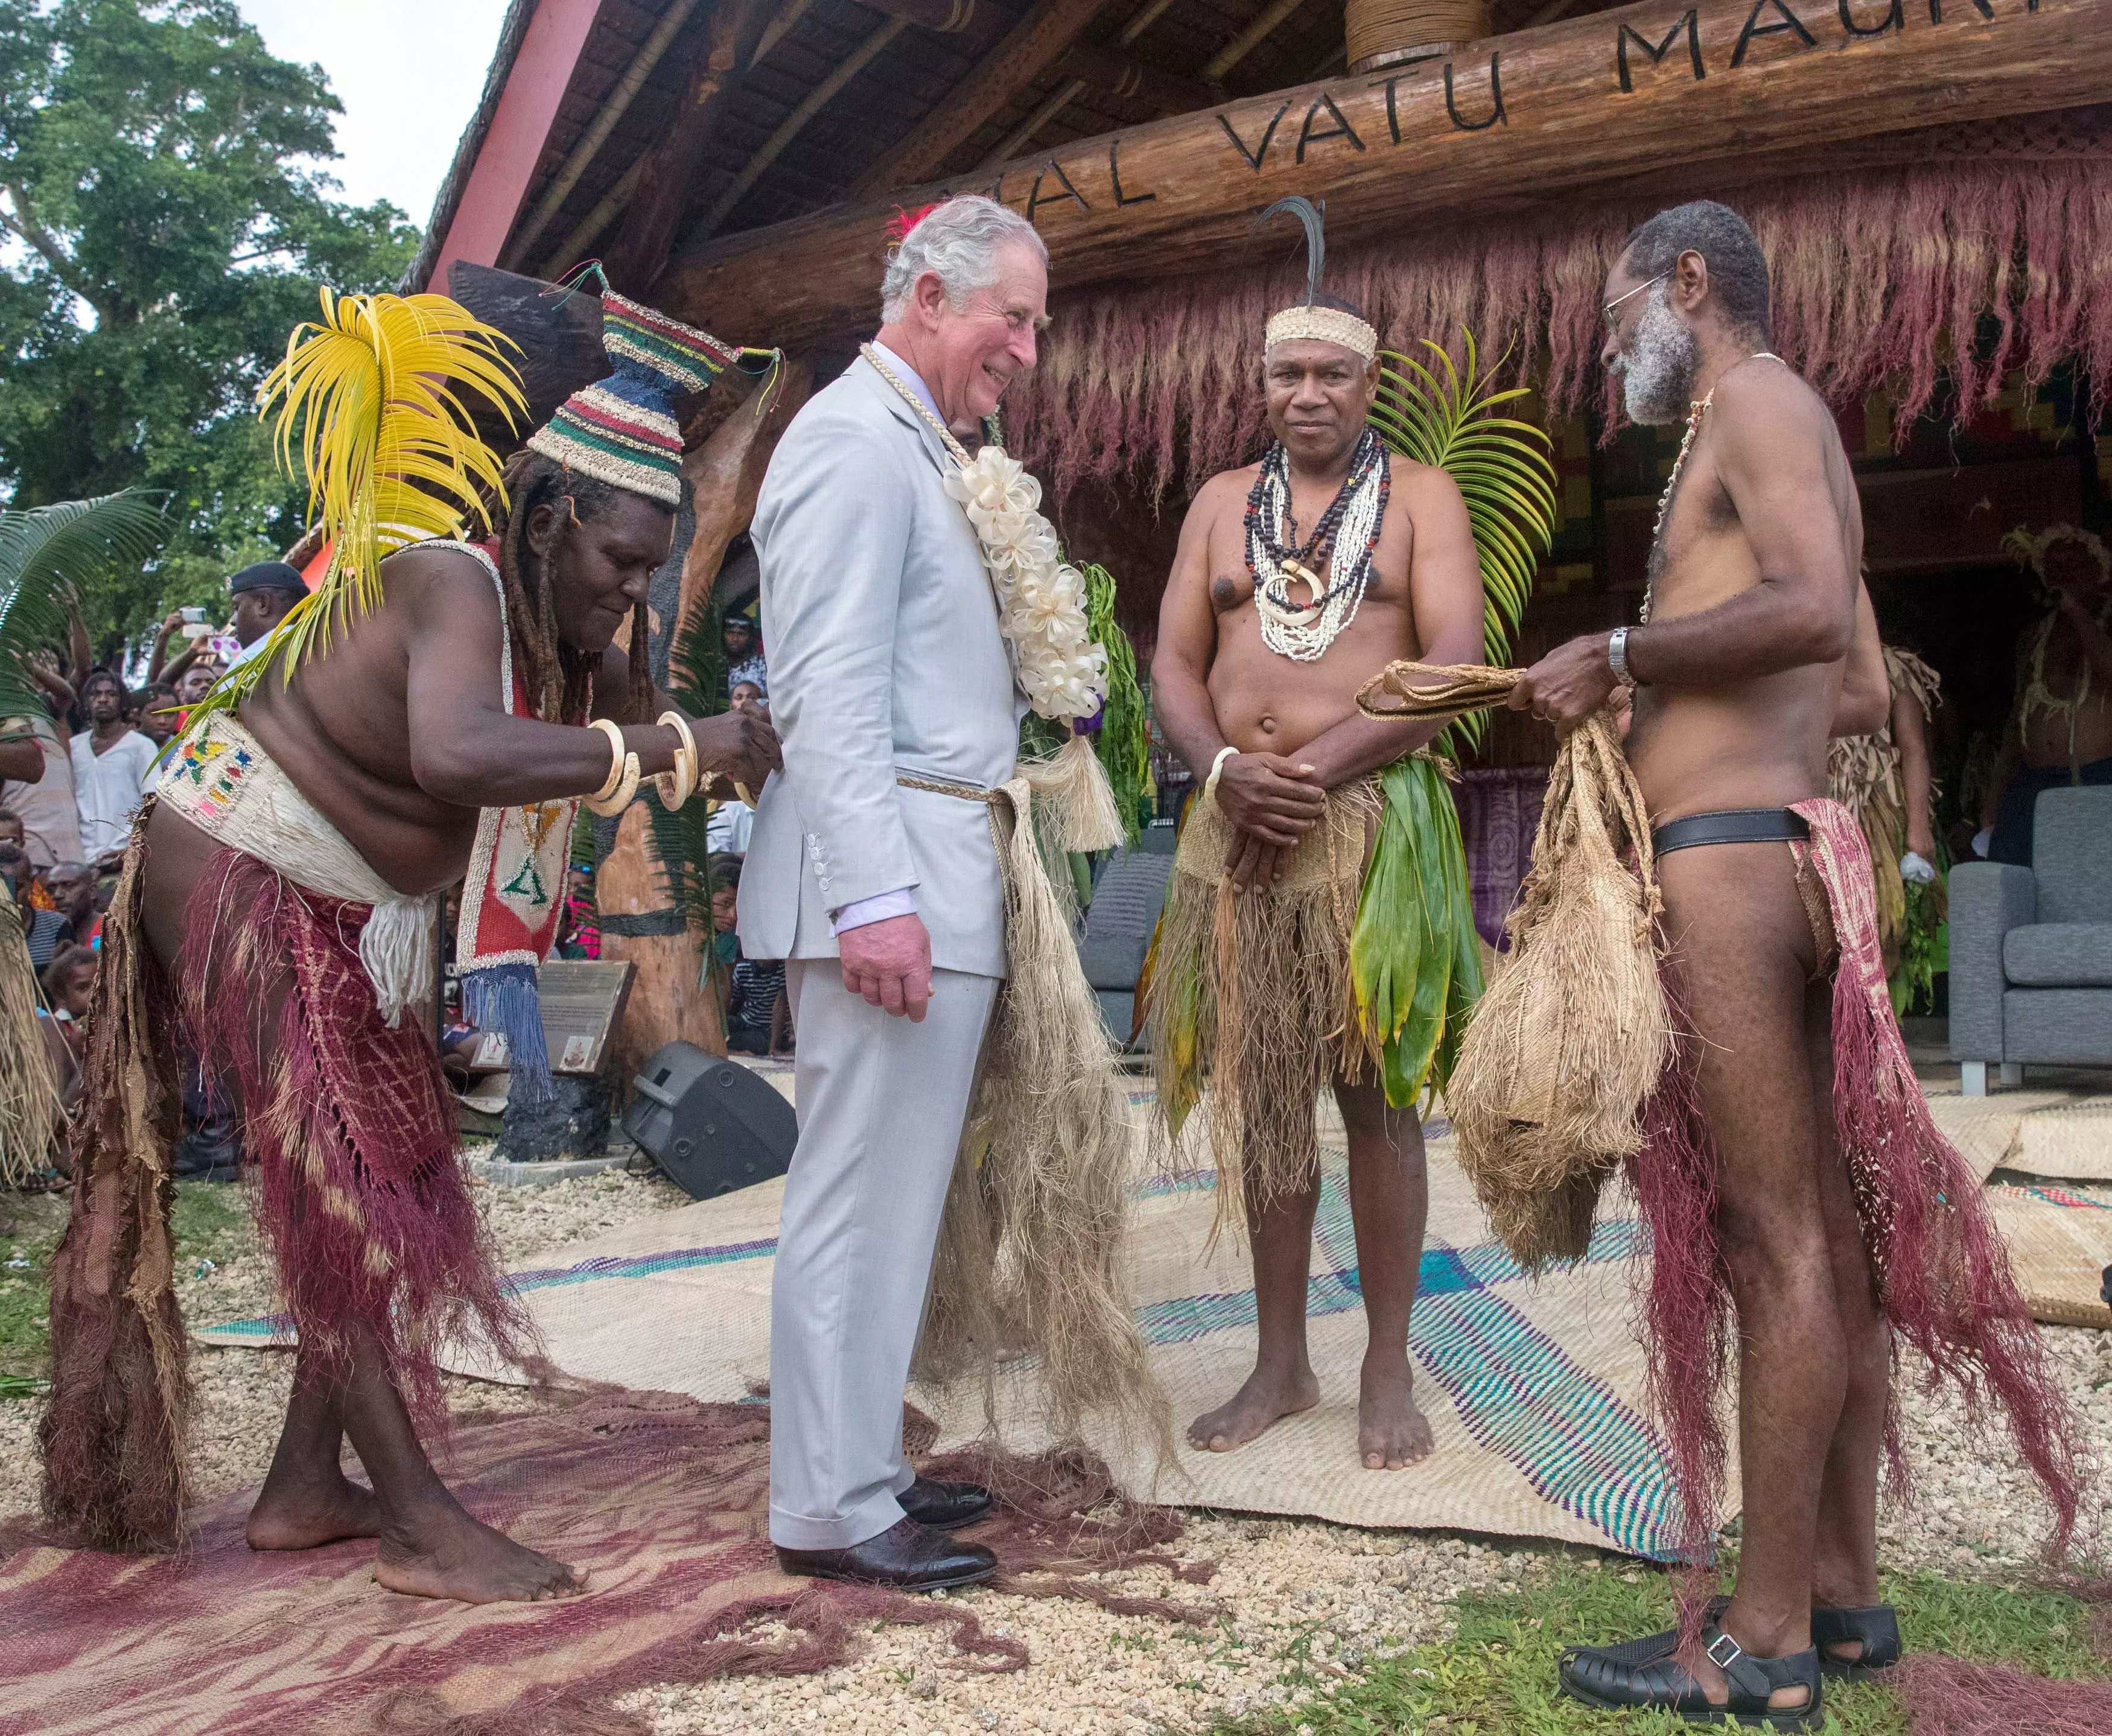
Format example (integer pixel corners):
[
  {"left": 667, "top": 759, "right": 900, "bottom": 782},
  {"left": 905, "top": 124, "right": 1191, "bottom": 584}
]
[
  {"left": 4, "top": 1160, "right": 2108, "bottom": 1736},
  {"left": 0, "top": 1163, "right": 687, "bottom": 1523},
  {"left": 617, "top": 1326, "right": 2112, "bottom": 1736}
]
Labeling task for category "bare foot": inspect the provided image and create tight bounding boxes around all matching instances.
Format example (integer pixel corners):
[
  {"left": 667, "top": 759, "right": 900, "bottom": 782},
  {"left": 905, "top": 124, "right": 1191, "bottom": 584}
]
[
  {"left": 1358, "top": 1358, "right": 1434, "bottom": 1469},
  {"left": 1188, "top": 1365, "right": 1320, "bottom": 1452},
  {"left": 246, "top": 1471, "right": 383, "bottom": 1551},
  {"left": 374, "top": 1501, "right": 584, "bottom": 1604}
]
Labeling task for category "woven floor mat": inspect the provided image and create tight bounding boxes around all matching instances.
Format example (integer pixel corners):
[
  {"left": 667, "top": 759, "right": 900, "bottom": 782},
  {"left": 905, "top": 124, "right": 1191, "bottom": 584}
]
[
  {"left": 0, "top": 1391, "right": 1195, "bottom": 1735},
  {"left": 0, "top": 1392, "right": 787, "bottom": 1735},
  {"left": 1923, "top": 1089, "right": 2088, "bottom": 1181},
  {"left": 207, "top": 1111, "right": 1707, "bottom": 1561},
  {"left": 1987, "top": 1183, "right": 2112, "bottom": 1330}
]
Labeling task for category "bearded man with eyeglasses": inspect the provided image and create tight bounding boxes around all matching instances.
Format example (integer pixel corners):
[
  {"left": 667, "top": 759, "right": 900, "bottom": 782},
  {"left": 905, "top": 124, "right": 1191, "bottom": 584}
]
[{"left": 1508, "top": 200, "right": 2081, "bottom": 1729}]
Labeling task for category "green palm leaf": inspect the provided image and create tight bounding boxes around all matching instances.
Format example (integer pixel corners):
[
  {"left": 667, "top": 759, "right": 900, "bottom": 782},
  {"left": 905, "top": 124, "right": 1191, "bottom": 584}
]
[
  {"left": 0, "top": 492, "right": 170, "bottom": 720},
  {"left": 1367, "top": 332, "right": 1559, "bottom": 753},
  {"left": 1081, "top": 562, "right": 1150, "bottom": 847},
  {"left": 646, "top": 587, "right": 735, "bottom": 936}
]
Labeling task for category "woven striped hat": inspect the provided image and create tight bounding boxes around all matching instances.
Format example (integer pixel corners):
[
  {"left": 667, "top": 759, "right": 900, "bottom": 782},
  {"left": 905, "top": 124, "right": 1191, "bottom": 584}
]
[{"left": 526, "top": 287, "right": 776, "bottom": 506}]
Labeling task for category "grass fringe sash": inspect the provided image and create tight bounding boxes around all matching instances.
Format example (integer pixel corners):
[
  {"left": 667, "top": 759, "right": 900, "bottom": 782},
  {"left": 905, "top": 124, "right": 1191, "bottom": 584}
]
[
  {"left": 913, "top": 761, "right": 1172, "bottom": 1467},
  {"left": 0, "top": 887, "right": 62, "bottom": 1186},
  {"left": 1633, "top": 801, "right": 2086, "bottom": 1583},
  {"left": 41, "top": 809, "right": 189, "bottom": 1550}
]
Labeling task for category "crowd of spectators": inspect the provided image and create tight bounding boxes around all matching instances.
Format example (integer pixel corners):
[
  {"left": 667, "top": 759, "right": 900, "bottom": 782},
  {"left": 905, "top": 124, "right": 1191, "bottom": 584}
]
[{"left": 0, "top": 557, "right": 310, "bottom": 1178}]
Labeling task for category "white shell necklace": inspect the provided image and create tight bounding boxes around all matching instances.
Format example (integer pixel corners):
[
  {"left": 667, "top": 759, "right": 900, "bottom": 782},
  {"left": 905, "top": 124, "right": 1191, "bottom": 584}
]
[
  {"left": 1245, "top": 431, "right": 1388, "bottom": 662},
  {"left": 1640, "top": 352, "right": 1784, "bottom": 626}
]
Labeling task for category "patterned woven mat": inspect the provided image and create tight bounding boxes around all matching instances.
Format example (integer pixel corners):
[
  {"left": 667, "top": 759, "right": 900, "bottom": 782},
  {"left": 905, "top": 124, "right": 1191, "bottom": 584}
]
[
  {"left": 206, "top": 1112, "right": 1710, "bottom": 1562},
  {"left": 1988, "top": 1183, "right": 2112, "bottom": 1331},
  {"left": 0, "top": 1390, "right": 1198, "bottom": 1735}
]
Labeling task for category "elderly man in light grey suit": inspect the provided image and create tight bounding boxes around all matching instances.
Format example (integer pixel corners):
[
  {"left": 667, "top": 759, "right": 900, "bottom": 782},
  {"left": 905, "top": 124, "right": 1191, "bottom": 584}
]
[{"left": 740, "top": 196, "right": 1048, "bottom": 1591}]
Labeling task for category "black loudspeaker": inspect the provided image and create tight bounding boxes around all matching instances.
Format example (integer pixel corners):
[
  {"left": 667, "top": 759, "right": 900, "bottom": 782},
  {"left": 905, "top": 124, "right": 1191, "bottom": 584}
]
[{"left": 622, "top": 1041, "right": 798, "bottom": 1200}]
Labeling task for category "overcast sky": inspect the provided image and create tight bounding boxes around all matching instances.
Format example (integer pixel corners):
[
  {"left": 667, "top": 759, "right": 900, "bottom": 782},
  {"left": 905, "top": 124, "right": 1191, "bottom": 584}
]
[{"left": 238, "top": 0, "right": 515, "bottom": 226}]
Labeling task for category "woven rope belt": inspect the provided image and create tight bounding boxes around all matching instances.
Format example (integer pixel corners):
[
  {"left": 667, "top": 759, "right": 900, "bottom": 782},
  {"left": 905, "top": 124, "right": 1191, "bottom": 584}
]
[
  {"left": 897, "top": 772, "right": 1001, "bottom": 805},
  {"left": 897, "top": 772, "right": 1013, "bottom": 901}
]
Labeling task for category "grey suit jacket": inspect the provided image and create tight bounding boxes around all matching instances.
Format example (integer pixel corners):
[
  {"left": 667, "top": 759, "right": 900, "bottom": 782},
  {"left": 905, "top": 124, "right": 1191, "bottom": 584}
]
[{"left": 738, "top": 353, "right": 1023, "bottom": 978}]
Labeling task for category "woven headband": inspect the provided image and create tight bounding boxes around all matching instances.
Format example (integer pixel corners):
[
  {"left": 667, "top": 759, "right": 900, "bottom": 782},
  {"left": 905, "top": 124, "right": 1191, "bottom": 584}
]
[{"left": 1265, "top": 305, "right": 1378, "bottom": 362}]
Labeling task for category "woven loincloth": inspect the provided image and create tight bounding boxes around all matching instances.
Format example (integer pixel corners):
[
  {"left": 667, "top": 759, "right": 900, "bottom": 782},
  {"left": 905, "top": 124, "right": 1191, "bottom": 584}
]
[
  {"left": 1627, "top": 796, "right": 2081, "bottom": 1569},
  {"left": 1150, "top": 776, "right": 1384, "bottom": 1213},
  {"left": 43, "top": 734, "right": 531, "bottom": 1551}
]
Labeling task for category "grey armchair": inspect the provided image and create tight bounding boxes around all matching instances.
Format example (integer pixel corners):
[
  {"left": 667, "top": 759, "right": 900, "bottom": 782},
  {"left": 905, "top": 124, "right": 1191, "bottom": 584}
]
[
  {"left": 1948, "top": 786, "right": 2112, "bottom": 1095},
  {"left": 1075, "top": 837, "right": 1175, "bottom": 1050}
]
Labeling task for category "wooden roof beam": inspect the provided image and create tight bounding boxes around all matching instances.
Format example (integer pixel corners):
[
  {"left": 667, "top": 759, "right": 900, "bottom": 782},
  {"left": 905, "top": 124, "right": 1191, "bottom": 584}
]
[
  {"left": 1053, "top": 42, "right": 1220, "bottom": 116},
  {"left": 850, "top": 0, "right": 1112, "bottom": 196},
  {"left": 979, "top": 0, "right": 1179, "bottom": 167},
  {"left": 660, "top": 0, "right": 2112, "bottom": 349},
  {"left": 604, "top": 0, "right": 771, "bottom": 291},
  {"left": 987, "top": 0, "right": 1294, "bottom": 165},
  {"left": 504, "top": 0, "right": 708, "bottom": 273},
  {"left": 690, "top": 15, "right": 915, "bottom": 243}
]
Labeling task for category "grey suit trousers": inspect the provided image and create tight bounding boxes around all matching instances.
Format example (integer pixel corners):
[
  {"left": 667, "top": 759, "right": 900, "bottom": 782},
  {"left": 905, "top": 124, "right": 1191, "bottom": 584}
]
[{"left": 768, "top": 958, "right": 1000, "bottom": 1550}]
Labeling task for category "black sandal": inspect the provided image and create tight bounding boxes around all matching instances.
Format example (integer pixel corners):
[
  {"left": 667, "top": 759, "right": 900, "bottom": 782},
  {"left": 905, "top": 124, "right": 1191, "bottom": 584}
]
[
  {"left": 1810, "top": 1603, "right": 1900, "bottom": 1676},
  {"left": 1560, "top": 1620, "right": 1824, "bottom": 1730}
]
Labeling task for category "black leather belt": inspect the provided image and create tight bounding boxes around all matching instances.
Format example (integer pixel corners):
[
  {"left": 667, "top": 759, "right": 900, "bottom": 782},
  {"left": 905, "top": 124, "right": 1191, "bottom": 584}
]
[{"left": 1650, "top": 807, "right": 1809, "bottom": 856}]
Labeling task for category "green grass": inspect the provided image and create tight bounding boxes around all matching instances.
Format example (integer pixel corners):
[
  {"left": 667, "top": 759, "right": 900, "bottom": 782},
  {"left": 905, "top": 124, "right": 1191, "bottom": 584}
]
[
  {"left": 0, "top": 1189, "right": 66, "bottom": 1385},
  {"left": 0, "top": 1180, "right": 255, "bottom": 1390},
  {"left": 1205, "top": 1554, "right": 2109, "bottom": 1735}
]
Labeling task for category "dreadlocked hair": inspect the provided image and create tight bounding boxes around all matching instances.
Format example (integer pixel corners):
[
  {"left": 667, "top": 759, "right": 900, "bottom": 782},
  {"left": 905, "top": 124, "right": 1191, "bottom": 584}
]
[{"left": 494, "top": 449, "right": 657, "bottom": 725}]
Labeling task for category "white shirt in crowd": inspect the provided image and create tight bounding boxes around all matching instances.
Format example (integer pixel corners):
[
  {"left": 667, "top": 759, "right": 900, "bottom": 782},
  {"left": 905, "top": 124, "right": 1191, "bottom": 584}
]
[
  {"left": 69, "top": 727, "right": 159, "bottom": 858},
  {"left": 707, "top": 797, "right": 754, "bottom": 856}
]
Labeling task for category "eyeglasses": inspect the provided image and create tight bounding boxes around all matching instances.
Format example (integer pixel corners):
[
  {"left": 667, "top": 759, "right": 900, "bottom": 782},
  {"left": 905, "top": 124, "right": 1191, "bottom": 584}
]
[{"left": 1603, "top": 273, "right": 1669, "bottom": 328}]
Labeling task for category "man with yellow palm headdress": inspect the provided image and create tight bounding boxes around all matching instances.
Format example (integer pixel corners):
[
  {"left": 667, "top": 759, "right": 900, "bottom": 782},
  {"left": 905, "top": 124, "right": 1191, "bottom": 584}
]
[{"left": 42, "top": 287, "right": 780, "bottom": 1602}]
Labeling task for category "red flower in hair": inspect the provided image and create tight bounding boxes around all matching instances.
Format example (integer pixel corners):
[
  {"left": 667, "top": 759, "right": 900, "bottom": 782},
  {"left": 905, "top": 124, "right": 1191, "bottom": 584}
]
[{"left": 886, "top": 203, "right": 938, "bottom": 245}]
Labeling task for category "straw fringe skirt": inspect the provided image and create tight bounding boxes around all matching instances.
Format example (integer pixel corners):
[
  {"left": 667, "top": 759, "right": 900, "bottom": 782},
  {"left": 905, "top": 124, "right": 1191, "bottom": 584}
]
[{"left": 1150, "top": 779, "right": 1382, "bottom": 1222}]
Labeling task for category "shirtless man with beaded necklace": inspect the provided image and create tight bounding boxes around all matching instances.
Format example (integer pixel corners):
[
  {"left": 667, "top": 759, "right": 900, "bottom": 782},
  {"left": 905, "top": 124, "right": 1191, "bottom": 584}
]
[
  {"left": 1502, "top": 201, "right": 2084, "bottom": 1731},
  {"left": 1150, "top": 262, "right": 1486, "bottom": 1472}
]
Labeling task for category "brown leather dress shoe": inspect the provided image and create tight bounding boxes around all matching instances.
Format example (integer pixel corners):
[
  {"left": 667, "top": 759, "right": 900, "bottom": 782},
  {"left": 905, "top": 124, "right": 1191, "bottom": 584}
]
[
  {"left": 775, "top": 1516, "right": 997, "bottom": 1591},
  {"left": 898, "top": 1476, "right": 993, "bottom": 1531}
]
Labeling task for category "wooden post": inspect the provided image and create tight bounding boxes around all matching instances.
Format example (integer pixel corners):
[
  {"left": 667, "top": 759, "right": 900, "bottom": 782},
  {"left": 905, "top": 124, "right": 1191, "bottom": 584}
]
[
  {"left": 594, "top": 358, "right": 815, "bottom": 1093},
  {"left": 661, "top": 0, "right": 2112, "bottom": 349},
  {"left": 677, "top": 358, "right": 815, "bottom": 632},
  {"left": 595, "top": 801, "right": 725, "bottom": 1089}
]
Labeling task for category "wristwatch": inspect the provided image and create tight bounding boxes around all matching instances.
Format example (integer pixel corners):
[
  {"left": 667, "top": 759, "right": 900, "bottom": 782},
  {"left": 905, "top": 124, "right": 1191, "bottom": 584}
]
[{"left": 1608, "top": 626, "right": 1637, "bottom": 689}]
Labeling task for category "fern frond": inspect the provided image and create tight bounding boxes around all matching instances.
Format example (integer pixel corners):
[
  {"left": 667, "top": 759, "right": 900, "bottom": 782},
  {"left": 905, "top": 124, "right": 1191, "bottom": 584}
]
[
  {"left": 1369, "top": 332, "right": 1558, "bottom": 754},
  {"left": 198, "top": 290, "right": 527, "bottom": 731},
  {"left": 0, "top": 492, "right": 169, "bottom": 719}
]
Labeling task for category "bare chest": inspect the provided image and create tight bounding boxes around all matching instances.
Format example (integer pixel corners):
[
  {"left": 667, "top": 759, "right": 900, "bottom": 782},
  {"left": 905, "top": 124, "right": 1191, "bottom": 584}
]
[{"left": 1644, "top": 433, "right": 1754, "bottom": 622}]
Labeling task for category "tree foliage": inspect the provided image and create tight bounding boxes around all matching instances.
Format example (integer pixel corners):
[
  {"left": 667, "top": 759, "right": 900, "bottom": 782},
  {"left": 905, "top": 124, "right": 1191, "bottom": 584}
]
[{"left": 0, "top": 0, "right": 418, "bottom": 646}]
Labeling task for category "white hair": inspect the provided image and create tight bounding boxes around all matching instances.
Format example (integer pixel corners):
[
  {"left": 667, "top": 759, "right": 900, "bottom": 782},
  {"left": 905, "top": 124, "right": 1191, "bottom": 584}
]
[{"left": 879, "top": 195, "right": 1047, "bottom": 324}]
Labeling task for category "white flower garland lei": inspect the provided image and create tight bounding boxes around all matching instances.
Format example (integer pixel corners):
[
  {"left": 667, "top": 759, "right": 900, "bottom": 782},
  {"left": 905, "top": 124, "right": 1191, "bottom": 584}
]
[
  {"left": 944, "top": 448, "right": 1108, "bottom": 719},
  {"left": 862, "top": 345, "right": 1108, "bottom": 722}
]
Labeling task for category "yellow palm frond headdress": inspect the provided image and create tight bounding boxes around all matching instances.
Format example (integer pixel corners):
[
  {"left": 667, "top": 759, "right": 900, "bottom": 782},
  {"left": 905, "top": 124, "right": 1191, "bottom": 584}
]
[{"left": 190, "top": 288, "right": 527, "bottom": 725}]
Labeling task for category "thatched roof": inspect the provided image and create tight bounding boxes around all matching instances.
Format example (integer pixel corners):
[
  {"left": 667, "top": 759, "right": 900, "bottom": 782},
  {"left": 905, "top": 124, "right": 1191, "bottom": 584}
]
[{"left": 410, "top": 0, "right": 1607, "bottom": 292}]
